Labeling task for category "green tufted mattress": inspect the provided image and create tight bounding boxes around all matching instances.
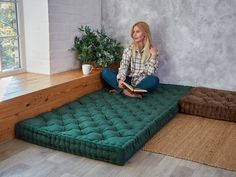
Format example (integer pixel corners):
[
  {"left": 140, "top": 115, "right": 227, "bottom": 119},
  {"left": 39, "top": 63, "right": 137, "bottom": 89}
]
[{"left": 16, "top": 84, "right": 191, "bottom": 165}]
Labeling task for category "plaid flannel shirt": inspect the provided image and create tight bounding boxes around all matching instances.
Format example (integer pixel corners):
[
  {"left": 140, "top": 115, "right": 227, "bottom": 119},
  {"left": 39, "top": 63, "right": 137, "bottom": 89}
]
[{"left": 117, "top": 47, "right": 158, "bottom": 86}]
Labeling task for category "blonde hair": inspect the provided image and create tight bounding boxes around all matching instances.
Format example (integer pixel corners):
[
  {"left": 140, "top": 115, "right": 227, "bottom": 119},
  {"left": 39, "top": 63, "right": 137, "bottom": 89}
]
[{"left": 130, "top": 21, "right": 153, "bottom": 63}]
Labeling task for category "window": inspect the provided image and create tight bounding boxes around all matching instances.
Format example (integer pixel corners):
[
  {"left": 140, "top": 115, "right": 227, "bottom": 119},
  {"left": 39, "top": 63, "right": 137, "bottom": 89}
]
[{"left": 0, "top": 0, "right": 24, "bottom": 77}]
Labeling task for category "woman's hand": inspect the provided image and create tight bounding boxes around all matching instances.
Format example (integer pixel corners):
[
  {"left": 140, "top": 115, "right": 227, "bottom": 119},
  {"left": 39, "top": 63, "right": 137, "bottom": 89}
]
[
  {"left": 150, "top": 47, "right": 158, "bottom": 59},
  {"left": 118, "top": 80, "right": 125, "bottom": 88}
]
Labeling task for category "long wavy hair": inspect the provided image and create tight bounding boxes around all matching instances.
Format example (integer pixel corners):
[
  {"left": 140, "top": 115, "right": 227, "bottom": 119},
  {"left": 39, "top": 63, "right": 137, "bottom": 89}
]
[{"left": 130, "top": 21, "right": 153, "bottom": 63}]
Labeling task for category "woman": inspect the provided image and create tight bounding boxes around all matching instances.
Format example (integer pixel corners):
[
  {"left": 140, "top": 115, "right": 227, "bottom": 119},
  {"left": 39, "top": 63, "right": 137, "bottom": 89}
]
[{"left": 102, "top": 21, "right": 159, "bottom": 98}]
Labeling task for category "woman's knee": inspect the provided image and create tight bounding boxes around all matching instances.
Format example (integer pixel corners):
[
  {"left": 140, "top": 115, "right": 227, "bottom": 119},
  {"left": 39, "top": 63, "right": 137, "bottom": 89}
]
[
  {"left": 102, "top": 67, "right": 118, "bottom": 83},
  {"left": 148, "top": 75, "right": 159, "bottom": 84},
  {"left": 136, "top": 75, "right": 159, "bottom": 91},
  {"left": 152, "top": 76, "right": 159, "bottom": 86},
  {"left": 148, "top": 75, "right": 160, "bottom": 89},
  {"left": 102, "top": 67, "right": 112, "bottom": 79}
]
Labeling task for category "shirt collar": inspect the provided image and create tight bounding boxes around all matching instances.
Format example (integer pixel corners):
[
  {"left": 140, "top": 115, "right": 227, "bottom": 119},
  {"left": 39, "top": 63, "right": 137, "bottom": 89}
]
[{"left": 135, "top": 48, "right": 144, "bottom": 54}]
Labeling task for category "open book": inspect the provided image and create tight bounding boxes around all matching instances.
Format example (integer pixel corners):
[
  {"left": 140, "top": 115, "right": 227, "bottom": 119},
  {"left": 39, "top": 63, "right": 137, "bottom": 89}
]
[{"left": 121, "top": 81, "right": 147, "bottom": 93}]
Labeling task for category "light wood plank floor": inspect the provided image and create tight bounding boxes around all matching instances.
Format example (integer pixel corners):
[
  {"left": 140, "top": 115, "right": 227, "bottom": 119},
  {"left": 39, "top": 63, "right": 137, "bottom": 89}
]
[
  {"left": 0, "top": 139, "right": 235, "bottom": 177},
  {"left": 0, "top": 70, "right": 94, "bottom": 102}
]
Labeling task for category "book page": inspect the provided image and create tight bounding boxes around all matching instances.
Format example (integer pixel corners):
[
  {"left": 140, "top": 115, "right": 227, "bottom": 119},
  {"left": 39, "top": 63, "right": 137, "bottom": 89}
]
[
  {"left": 133, "top": 88, "right": 148, "bottom": 93},
  {"left": 121, "top": 81, "right": 147, "bottom": 93},
  {"left": 121, "top": 81, "right": 134, "bottom": 91}
]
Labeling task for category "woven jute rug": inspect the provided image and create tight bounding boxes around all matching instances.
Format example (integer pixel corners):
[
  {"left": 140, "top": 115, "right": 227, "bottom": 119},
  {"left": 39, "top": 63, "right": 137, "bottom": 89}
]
[{"left": 143, "top": 113, "right": 236, "bottom": 171}]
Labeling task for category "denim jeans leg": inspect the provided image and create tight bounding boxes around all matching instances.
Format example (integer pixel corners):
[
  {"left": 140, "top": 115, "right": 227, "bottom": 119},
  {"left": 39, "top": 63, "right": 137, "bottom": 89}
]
[
  {"left": 124, "top": 77, "right": 132, "bottom": 85},
  {"left": 136, "top": 75, "right": 160, "bottom": 91},
  {"left": 101, "top": 68, "right": 122, "bottom": 92}
]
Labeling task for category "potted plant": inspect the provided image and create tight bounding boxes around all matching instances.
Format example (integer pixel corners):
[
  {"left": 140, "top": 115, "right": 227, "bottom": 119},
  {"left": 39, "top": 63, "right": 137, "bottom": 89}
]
[
  {"left": 71, "top": 26, "right": 124, "bottom": 69},
  {"left": 71, "top": 26, "right": 98, "bottom": 65},
  {"left": 95, "top": 30, "right": 124, "bottom": 68}
]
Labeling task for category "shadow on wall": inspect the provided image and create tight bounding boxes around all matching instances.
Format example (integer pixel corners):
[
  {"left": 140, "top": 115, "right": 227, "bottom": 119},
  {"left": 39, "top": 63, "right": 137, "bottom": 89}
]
[{"left": 153, "top": 27, "right": 171, "bottom": 83}]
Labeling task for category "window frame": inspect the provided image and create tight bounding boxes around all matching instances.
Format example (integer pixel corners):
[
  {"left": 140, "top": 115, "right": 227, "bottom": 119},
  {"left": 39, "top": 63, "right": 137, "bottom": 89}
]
[{"left": 0, "top": 0, "right": 26, "bottom": 78}]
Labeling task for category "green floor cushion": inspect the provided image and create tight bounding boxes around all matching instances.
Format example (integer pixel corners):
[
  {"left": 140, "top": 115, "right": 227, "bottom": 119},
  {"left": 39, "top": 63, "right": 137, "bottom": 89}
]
[{"left": 16, "top": 84, "right": 191, "bottom": 165}]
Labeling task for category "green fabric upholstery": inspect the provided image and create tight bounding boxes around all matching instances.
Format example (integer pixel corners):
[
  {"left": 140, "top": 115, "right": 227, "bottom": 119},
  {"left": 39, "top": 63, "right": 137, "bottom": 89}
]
[{"left": 16, "top": 84, "right": 191, "bottom": 165}]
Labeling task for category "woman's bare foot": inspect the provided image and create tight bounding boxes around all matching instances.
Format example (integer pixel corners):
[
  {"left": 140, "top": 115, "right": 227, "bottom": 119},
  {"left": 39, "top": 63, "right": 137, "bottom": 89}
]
[
  {"left": 123, "top": 89, "right": 142, "bottom": 99},
  {"left": 109, "top": 89, "right": 119, "bottom": 94}
]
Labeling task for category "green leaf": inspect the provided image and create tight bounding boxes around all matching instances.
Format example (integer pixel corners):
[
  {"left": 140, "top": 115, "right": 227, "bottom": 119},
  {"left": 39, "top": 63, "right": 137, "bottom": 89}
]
[{"left": 70, "top": 25, "right": 124, "bottom": 67}]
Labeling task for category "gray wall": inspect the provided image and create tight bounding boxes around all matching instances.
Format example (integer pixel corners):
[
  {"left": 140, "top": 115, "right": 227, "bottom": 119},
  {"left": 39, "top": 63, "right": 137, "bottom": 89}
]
[
  {"left": 48, "top": 0, "right": 101, "bottom": 73},
  {"left": 102, "top": 0, "right": 236, "bottom": 91}
]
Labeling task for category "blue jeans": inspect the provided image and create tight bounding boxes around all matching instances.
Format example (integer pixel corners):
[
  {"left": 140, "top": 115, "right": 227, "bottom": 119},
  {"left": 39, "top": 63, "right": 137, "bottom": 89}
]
[{"left": 102, "top": 67, "right": 159, "bottom": 92}]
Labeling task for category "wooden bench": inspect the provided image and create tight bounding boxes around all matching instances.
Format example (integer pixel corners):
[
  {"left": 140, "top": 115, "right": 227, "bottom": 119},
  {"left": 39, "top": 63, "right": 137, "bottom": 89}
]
[{"left": 180, "top": 87, "right": 236, "bottom": 122}]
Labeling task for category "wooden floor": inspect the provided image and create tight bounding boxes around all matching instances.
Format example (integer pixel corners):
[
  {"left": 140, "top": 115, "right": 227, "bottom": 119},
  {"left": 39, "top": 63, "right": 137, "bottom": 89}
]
[
  {"left": 0, "top": 69, "right": 104, "bottom": 143},
  {"left": 0, "top": 138, "right": 235, "bottom": 177},
  {"left": 0, "top": 69, "right": 101, "bottom": 102},
  {"left": 0, "top": 70, "right": 236, "bottom": 176}
]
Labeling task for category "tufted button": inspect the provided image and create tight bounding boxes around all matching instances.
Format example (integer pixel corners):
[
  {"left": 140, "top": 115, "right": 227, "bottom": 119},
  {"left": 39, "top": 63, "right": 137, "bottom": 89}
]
[
  {"left": 103, "top": 130, "right": 120, "bottom": 139},
  {"left": 62, "top": 129, "right": 82, "bottom": 137}
]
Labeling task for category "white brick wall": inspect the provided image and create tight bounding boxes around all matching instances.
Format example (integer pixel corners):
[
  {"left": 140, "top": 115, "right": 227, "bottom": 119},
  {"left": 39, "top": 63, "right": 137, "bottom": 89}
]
[
  {"left": 23, "top": 0, "right": 50, "bottom": 74},
  {"left": 48, "top": 0, "right": 102, "bottom": 73},
  {"left": 22, "top": 0, "right": 101, "bottom": 74}
]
